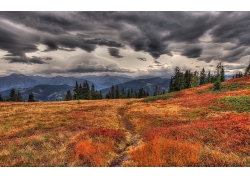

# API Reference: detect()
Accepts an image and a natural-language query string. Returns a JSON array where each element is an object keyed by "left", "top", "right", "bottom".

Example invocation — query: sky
[{"left": 0, "top": 11, "right": 250, "bottom": 78}]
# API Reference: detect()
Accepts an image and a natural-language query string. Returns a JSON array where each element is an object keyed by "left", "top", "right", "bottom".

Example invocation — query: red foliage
[
  {"left": 85, "top": 128, "right": 126, "bottom": 142},
  {"left": 143, "top": 113, "right": 250, "bottom": 155}
]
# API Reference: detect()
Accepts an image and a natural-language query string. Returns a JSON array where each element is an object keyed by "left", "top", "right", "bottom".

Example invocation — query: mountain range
[{"left": 0, "top": 74, "right": 170, "bottom": 101}]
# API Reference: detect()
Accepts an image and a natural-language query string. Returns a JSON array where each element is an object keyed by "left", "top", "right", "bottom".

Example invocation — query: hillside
[
  {"left": 0, "top": 84, "right": 73, "bottom": 102},
  {"left": 0, "top": 76, "right": 249, "bottom": 167},
  {"left": 0, "top": 74, "right": 96, "bottom": 92},
  {"left": 101, "top": 77, "right": 170, "bottom": 96}
]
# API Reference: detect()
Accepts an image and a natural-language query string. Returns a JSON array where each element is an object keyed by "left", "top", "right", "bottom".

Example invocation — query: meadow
[{"left": 0, "top": 76, "right": 250, "bottom": 167}]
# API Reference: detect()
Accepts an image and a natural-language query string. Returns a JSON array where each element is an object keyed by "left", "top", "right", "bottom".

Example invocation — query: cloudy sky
[{"left": 0, "top": 11, "right": 249, "bottom": 77}]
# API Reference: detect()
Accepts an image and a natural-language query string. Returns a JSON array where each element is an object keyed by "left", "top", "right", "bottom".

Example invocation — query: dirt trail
[{"left": 109, "top": 101, "right": 139, "bottom": 167}]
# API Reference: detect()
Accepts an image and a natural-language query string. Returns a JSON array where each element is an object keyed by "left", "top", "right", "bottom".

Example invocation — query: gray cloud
[
  {"left": 1, "top": 11, "right": 250, "bottom": 75},
  {"left": 3, "top": 56, "right": 47, "bottom": 64},
  {"left": 108, "top": 48, "right": 123, "bottom": 58},
  {"left": 137, "top": 57, "right": 147, "bottom": 61},
  {"left": 181, "top": 47, "right": 203, "bottom": 58}
]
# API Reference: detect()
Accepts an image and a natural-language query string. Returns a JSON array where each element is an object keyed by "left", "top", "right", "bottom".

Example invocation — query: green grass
[
  {"left": 221, "top": 82, "right": 248, "bottom": 92},
  {"left": 212, "top": 95, "right": 250, "bottom": 113}
]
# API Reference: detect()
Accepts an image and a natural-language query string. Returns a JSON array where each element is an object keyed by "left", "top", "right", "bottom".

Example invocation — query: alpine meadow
[{"left": 0, "top": 11, "right": 250, "bottom": 167}]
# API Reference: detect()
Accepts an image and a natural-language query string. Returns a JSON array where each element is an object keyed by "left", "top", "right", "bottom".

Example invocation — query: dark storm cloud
[
  {"left": 3, "top": 56, "right": 47, "bottom": 64},
  {"left": 108, "top": 48, "right": 123, "bottom": 58},
  {"left": 2, "top": 11, "right": 250, "bottom": 67},
  {"left": 181, "top": 47, "right": 203, "bottom": 58},
  {"left": 137, "top": 57, "right": 147, "bottom": 61},
  {"left": 0, "top": 20, "right": 39, "bottom": 57},
  {"left": 80, "top": 38, "right": 125, "bottom": 48}
]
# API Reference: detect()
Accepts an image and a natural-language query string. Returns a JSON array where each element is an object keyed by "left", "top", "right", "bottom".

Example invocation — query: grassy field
[{"left": 0, "top": 76, "right": 250, "bottom": 167}]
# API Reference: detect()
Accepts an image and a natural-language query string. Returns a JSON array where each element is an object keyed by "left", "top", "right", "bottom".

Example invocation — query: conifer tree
[
  {"left": 111, "top": 85, "right": 115, "bottom": 99},
  {"left": 64, "top": 90, "right": 73, "bottom": 101},
  {"left": 17, "top": 91, "right": 23, "bottom": 102},
  {"left": 244, "top": 62, "right": 250, "bottom": 76},
  {"left": 99, "top": 90, "right": 103, "bottom": 99},
  {"left": 28, "top": 93, "right": 35, "bottom": 102},
  {"left": 8, "top": 88, "right": 17, "bottom": 101},
  {"left": 73, "top": 81, "right": 79, "bottom": 100},
  {"left": 220, "top": 65, "right": 225, "bottom": 82},
  {"left": 200, "top": 68, "right": 206, "bottom": 85},
  {"left": 207, "top": 71, "right": 211, "bottom": 84},
  {"left": 127, "top": 89, "right": 131, "bottom": 98},
  {"left": 213, "top": 75, "right": 221, "bottom": 91},
  {"left": 115, "top": 86, "right": 120, "bottom": 99},
  {"left": 0, "top": 94, "right": 4, "bottom": 101}
]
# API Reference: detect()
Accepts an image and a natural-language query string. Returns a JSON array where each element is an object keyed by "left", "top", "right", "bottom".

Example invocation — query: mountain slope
[
  {"left": 0, "top": 84, "right": 73, "bottom": 101},
  {"left": 101, "top": 77, "right": 170, "bottom": 95}
]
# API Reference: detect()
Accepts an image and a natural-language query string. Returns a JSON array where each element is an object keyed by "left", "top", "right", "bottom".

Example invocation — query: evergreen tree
[
  {"left": 91, "top": 84, "right": 96, "bottom": 100},
  {"left": 28, "top": 93, "right": 35, "bottom": 102},
  {"left": 220, "top": 65, "right": 225, "bottom": 82},
  {"left": 213, "top": 75, "right": 221, "bottom": 91},
  {"left": 64, "top": 90, "right": 73, "bottom": 101},
  {"left": 207, "top": 71, "right": 211, "bottom": 84},
  {"left": 190, "top": 71, "right": 199, "bottom": 88},
  {"left": 127, "top": 89, "right": 131, "bottom": 98},
  {"left": 73, "top": 81, "right": 79, "bottom": 100},
  {"left": 199, "top": 68, "right": 206, "bottom": 85},
  {"left": 184, "top": 70, "right": 192, "bottom": 89},
  {"left": 154, "top": 85, "right": 160, "bottom": 96},
  {"left": 99, "top": 90, "right": 103, "bottom": 99},
  {"left": 17, "top": 91, "right": 23, "bottom": 102},
  {"left": 115, "top": 86, "right": 120, "bottom": 99},
  {"left": 168, "top": 77, "right": 174, "bottom": 92},
  {"left": 0, "top": 94, "right": 4, "bottom": 101},
  {"left": 111, "top": 85, "right": 115, "bottom": 99},
  {"left": 244, "top": 62, "right": 250, "bottom": 76},
  {"left": 8, "top": 88, "right": 17, "bottom": 101}
]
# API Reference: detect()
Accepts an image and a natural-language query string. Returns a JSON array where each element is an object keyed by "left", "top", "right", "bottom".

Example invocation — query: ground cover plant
[{"left": 0, "top": 76, "right": 250, "bottom": 167}]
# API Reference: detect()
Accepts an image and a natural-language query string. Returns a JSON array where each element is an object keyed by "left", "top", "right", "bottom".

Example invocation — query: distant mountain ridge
[
  {"left": 100, "top": 77, "right": 170, "bottom": 96},
  {"left": 0, "top": 84, "right": 74, "bottom": 102},
  {"left": 0, "top": 74, "right": 96, "bottom": 92},
  {"left": 0, "top": 74, "right": 170, "bottom": 101}
]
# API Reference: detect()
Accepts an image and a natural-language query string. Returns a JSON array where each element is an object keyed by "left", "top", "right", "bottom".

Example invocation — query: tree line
[
  {"left": 168, "top": 62, "right": 225, "bottom": 92},
  {"left": 65, "top": 81, "right": 103, "bottom": 101},
  {"left": 0, "top": 88, "right": 35, "bottom": 102},
  {"left": 105, "top": 85, "right": 150, "bottom": 99}
]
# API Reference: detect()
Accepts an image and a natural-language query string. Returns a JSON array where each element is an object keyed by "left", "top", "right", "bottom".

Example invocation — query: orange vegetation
[{"left": 0, "top": 76, "right": 250, "bottom": 166}]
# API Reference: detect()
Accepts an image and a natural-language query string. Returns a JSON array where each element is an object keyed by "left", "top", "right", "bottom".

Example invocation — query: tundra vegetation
[{"left": 0, "top": 74, "right": 250, "bottom": 167}]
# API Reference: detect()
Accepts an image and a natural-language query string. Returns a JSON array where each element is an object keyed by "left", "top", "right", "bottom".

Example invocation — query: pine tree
[
  {"left": 64, "top": 90, "right": 73, "bottom": 101},
  {"left": 184, "top": 70, "right": 192, "bottom": 89},
  {"left": 111, "top": 85, "right": 115, "bottom": 99},
  {"left": 28, "top": 93, "right": 35, "bottom": 102},
  {"left": 220, "top": 65, "right": 225, "bottom": 82},
  {"left": 244, "top": 62, "right": 250, "bottom": 76},
  {"left": 154, "top": 86, "right": 160, "bottom": 96},
  {"left": 199, "top": 68, "right": 206, "bottom": 85},
  {"left": 127, "top": 89, "right": 131, "bottom": 98},
  {"left": 0, "top": 94, "right": 4, "bottom": 101},
  {"left": 213, "top": 75, "right": 221, "bottom": 91},
  {"left": 115, "top": 86, "right": 120, "bottom": 99},
  {"left": 73, "top": 81, "right": 79, "bottom": 100},
  {"left": 99, "top": 90, "right": 103, "bottom": 99},
  {"left": 207, "top": 71, "right": 211, "bottom": 84},
  {"left": 8, "top": 88, "right": 17, "bottom": 101},
  {"left": 91, "top": 84, "right": 96, "bottom": 100},
  {"left": 190, "top": 71, "right": 199, "bottom": 88},
  {"left": 168, "top": 77, "right": 174, "bottom": 92},
  {"left": 17, "top": 91, "right": 23, "bottom": 102}
]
